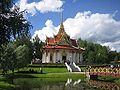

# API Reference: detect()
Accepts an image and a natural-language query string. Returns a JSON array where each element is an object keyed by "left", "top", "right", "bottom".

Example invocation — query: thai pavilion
[{"left": 42, "top": 19, "right": 85, "bottom": 63}]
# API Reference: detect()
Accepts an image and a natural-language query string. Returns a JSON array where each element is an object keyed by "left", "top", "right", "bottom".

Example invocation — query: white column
[
  {"left": 59, "top": 51, "right": 62, "bottom": 63},
  {"left": 76, "top": 53, "right": 78, "bottom": 63},
  {"left": 53, "top": 52, "right": 56, "bottom": 63},
  {"left": 46, "top": 52, "right": 50, "bottom": 63},
  {"left": 57, "top": 52, "right": 61, "bottom": 63},
  {"left": 71, "top": 53, "right": 72, "bottom": 62},
  {"left": 80, "top": 53, "right": 83, "bottom": 63},
  {"left": 75, "top": 52, "right": 77, "bottom": 63},
  {"left": 56, "top": 51, "right": 58, "bottom": 63},
  {"left": 42, "top": 52, "right": 46, "bottom": 63},
  {"left": 69, "top": 52, "right": 72, "bottom": 62},
  {"left": 72, "top": 52, "right": 75, "bottom": 63},
  {"left": 66, "top": 51, "right": 70, "bottom": 61},
  {"left": 76, "top": 53, "right": 79, "bottom": 63}
]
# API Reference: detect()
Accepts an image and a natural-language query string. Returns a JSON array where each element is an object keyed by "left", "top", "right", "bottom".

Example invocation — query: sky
[{"left": 15, "top": 0, "right": 120, "bottom": 52}]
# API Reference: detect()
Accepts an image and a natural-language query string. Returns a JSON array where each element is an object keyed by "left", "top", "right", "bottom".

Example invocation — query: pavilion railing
[{"left": 87, "top": 67, "right": 120, "bottom": 77}]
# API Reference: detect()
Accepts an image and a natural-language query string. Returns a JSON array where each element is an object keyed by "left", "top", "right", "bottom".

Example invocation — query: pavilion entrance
[{"left": 62, "top": 56, "right": 66, "bottom": 63}]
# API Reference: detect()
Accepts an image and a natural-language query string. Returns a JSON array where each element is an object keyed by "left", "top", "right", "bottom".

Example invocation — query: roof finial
[
  {"left": 60, "top": 11, "right": 63, "bottom": 23},
  {"left": 60, "top": 11, "right": 64, "bottom": 29}
]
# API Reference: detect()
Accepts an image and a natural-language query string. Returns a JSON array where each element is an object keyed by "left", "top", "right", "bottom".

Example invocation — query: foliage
[
  {"left": 0, "top": 0, "right": 32, "bottom": 74},
  {"left": 15, "top": 45, "right": 30, "bottom": 69},
  {"left": 77, "top": 38, "right": 115, "bottom": 64},
  {"left": 29, "top": 63, "right": 66, "bottom": 68},
  {"left": 17, "top": 67, "right": 67, "bottom": 73},
  {"left": 0, "top": 0, "right": 31, "bottom": 46},
  {"left": 14, "top": 34, "right": 33, "bottom": 63},
  {"left": 32, "top": 35, "right": 44, "bottom": 60},
  {"left": 0, "top": 43, "right": 31, "bottom": 75},
  {"left": 0, "top": 43, "right": 17, "bottom": 74}
]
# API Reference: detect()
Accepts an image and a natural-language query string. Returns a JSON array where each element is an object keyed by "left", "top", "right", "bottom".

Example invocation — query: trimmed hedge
[
  {"left": 28, "top": 63, "right": 66, "bottom": 68},
  {"left": 28, "top": 63, "right": 107, "bottom": 68}
]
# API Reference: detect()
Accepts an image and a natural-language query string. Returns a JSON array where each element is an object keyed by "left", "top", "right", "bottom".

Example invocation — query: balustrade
[{"left": 88, "top": 67, "right": 120, "bottom": 77}]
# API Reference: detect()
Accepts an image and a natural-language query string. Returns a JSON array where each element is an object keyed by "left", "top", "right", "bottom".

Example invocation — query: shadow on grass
[{"left": 5, "top": 73, "right": 38, "bottom": 80}]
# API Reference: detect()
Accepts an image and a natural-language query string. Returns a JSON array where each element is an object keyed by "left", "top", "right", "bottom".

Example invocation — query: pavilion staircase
[{"left": 65, "top": 62, "right": 81, "bottom": 72}]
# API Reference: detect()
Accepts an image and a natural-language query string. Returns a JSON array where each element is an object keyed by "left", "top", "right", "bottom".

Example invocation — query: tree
[
  {"left": 0, "top": 43, "right": 16, "bottom": 74},
  {"left": 77, "top": 38, "right": 110, "bottom": 64},
  {"left": 15, "top": 45, "right": 30, "bottom": 69},
  {"left": 32, "top": 35, "right": 44, "bottom": 61},
  {"left": 14, "top": 34, "right": 33, "bottom": 62},
  {"left": 0, "top": 0, "right": 32, "bottom": 46},
  {"left": 0, "top": 0, "right": 32, "bottom": 74},
  {"left": 0, "top": 43, "right": 30, "bottom": 75}
]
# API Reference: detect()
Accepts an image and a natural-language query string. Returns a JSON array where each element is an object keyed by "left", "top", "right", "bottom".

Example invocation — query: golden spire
[{"left": 60, "top": 11, "right": 64, "bottom": 29}]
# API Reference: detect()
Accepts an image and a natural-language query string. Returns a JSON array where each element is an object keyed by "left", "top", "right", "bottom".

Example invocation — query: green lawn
[
  {"left": 31, "top": 72, "right": 86, "bottom": 79},
  {"left": 0, "top": 67, "right": 86, "bottom": 90},
  {"left": 41, "top": 67, "right": 67, "bottom": 73},
  {"left": 19, "top": 67, "right": 68, "bottom": 73}
]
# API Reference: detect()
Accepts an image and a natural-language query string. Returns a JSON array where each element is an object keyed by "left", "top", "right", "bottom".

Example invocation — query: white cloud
[
  {"left": 32, "top": 11, "right": 120, "bottom": 52},
  {"left": 32, "top": 19, "right": 57, "bottom": 41},
  {"left": 17, "top": 0, "right": 63, "bottom": 15}
]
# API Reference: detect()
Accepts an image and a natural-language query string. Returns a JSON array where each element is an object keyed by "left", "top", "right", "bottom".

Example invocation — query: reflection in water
[
  {"left": 73, "top": 79, "right": 81, "bottom": 86},
  {"left": 13, "top": 78, "right": 102, "bottom": 90},
  {"left": 88, "top": 80, "right": 120, "bottom": 90},
  {"left": 65, "top": 78, "right": 72, "bottom": 86},
  {"left": 13, "top": 77, "right": 120, "bottom": 90},
  {"left": 63, "top": 78, "right": 101, "bottom": 90},
  {"left": 65, "top": 78, "right": 81, "bottom": 86}
]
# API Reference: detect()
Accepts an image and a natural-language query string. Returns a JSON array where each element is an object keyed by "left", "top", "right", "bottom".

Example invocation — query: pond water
[{"left": 10, "top": 77, "right": 120, "bottom": 90}]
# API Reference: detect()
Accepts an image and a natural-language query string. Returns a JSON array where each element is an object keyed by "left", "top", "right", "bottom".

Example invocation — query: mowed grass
[
  {"left": 31, "top": 73, "right": 86, "bottom": 79},
  {"left": 43, "top": 67, "right": 67, "bottom": 73},
  {"left": 18, "top": 67, "right": 86, "bottom": 78},
  {"left": 19, "top": 67, "right": 68, "bottom": 73}
]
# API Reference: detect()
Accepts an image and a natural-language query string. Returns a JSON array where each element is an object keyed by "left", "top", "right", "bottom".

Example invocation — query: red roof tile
[
  {"left": 43, "top": 45, "right": 85, "bottom": 51},
  {"left": 47, "top": 37, "right": 78, "bottom": 47},
  {"left": 47, "top": 38, "right": 55, "bottom": 45}
]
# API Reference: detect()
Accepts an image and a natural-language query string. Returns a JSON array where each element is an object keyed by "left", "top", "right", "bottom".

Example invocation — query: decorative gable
[{"left": 57, "top": 35, "right": 70, "bottom": 45}]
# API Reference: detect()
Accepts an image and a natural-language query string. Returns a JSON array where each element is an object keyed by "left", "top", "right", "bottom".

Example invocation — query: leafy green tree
[
  {"left": 33, "top": 35, "right": 44, "bottom": 60},
  {"left": 15, "top": 45, "right": 29, "bottom": 69},
  {"left": 0, "top": 0, "right": 32, "bottom": 46},
  {"left": 78, "top": 38, "right": 110, "bottom": 64},
  {"left": 0, "top": 43, "right": 30, "bottom": 74},
  {"left": 14, "top": 34, "right": 33, "bottom": 63},
  {"left": 0, "top": 43, "right": 16, "bottom": 74}
]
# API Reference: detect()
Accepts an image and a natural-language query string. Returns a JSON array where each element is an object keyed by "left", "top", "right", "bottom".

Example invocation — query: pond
[{"left": 9, "top": 77, "right": 120, "bottom": 90}]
